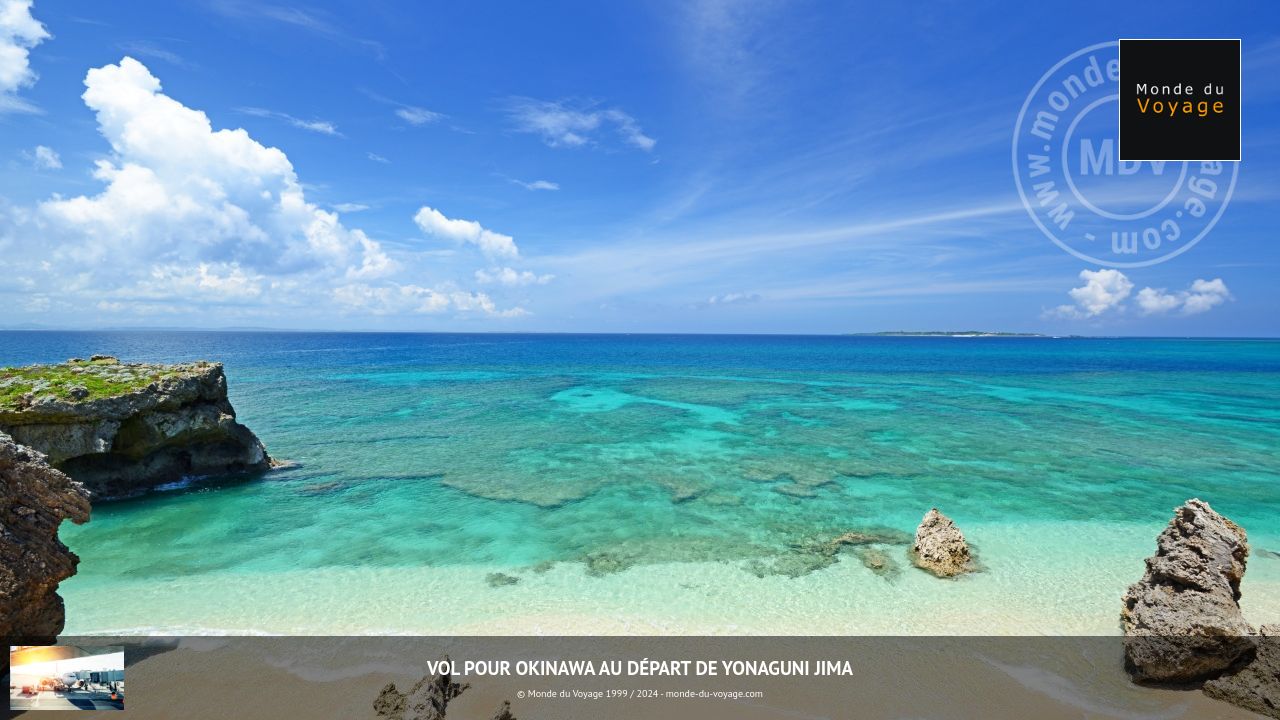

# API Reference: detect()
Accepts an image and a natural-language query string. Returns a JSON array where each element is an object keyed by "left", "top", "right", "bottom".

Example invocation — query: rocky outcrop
[
  {"left": 0, "top": 358, "right": 272, "bottom": 498},
  {"left": 372, "top": 662, "right": 522, "bottom": 720},
  {"left": 1204, "top": 625, "right": 1280, "bottom": 719},
  {"left": 1, "top": 432, "right": 91, "bottom": 638},
  {"left": 374, "top": 659, "right": 469, "bottom": 720},
  {"left": 910, "top": 508, "right": 973, "bottom": 577},
  {"left": 1121, "top": 499, "right": 1256, "bottom": 683}
]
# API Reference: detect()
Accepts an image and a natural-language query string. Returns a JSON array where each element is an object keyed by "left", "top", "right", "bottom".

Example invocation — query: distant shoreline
[{"left": 854, "top": 331, "right": 1055, "bottom": 338}]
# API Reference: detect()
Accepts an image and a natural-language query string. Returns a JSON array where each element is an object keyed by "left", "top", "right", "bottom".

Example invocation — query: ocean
[{"left": 3, "top": 331, "right": 1278, "bottom": 635}]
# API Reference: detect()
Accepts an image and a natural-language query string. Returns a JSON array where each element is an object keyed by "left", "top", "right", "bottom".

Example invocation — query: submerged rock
[
  {"left": 910, "top": 508, "right": 973, "bottom": 577},
  {"left": 829, "top": 527, "right": 914, "bottom": 548},
  {"left": 486, "top": 572, "right": 520, "bottom": 587},
  {"left": 0, "top": 359, "right": 272, "bottom": 498},
  {"left": 1203, "top": 625, "right": 1280, "bottom": 719},
  {"left": 746, "top": 550, "right": 839, "bottom": 579},
  {"left": 583, "top": 550, "right": 636, "bottom": 577},
  {"left": 746, "top": 528, "right": 911, "bottom": 580},
  {"left": 0, "top": 432, "right": 91, "bottom": 638},
  {"left": 851, "top": 546, "right": 900, "bottom": 578},
  {"left": 1121, "top": 498, "right": 1256, "bottom": 684}
]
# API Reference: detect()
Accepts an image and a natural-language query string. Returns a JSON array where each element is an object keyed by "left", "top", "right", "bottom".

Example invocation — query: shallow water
[{"left": 3, "top": 332, "right": 1278, "bottom": 634}]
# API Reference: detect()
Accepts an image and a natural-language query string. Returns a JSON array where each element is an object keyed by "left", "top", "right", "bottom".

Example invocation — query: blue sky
[{"left": 1, "top": 0, "right": 1278, "bottom": 335}]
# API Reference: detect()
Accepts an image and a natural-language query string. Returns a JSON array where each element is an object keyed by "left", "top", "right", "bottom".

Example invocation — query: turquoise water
[{"left": 3, "top": 332, "right": 1279, "bottom": 634}]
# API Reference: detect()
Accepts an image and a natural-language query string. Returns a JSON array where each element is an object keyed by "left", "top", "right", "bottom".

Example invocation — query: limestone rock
[
  {"left": 1121, "top": 498, "right": 1256, "bottom": 683},
  {"left": 1203, "top": 624, "right": 1280, "bottom": 719},
  {"left": 374, "top": 683, "right": 407, "bottom": 719},
  {"left": 0, "top": 360, "right": 272, "bottom": 498},
  {"left": 910, "top": 508, "right": 972, "bottom": 577},
  {"left": 0, "top": 432, "right": 91, "bottom": 638},
  {"left": 374, "top": 658, "right": 469, "bottom": 720}
]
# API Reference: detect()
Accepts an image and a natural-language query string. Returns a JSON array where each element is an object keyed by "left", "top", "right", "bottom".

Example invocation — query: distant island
[{"left": 857, "top": 331, "right": 1052, "bottom": 338}]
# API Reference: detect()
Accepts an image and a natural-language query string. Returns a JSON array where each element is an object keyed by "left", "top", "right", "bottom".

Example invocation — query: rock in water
[
  {"left": 490, "top": 701, "right": 517, "bottom": 720},
  {"left": 0, "top": 360, "right": 272, "bottom": 498},
  {"left": 1203, "top": 625, "right": 1280, "bottom": 719},
  {"left": 1122, "top": 498, "right": 1256, "bottom": 683},
  {"left": 0, "top": 432, "right": 91, "bottom": 638},
  {"left": 910, "top": 508, "right": 972, "bottom": 577}
]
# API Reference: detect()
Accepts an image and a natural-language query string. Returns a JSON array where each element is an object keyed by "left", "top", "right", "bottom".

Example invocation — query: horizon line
[{"left": 2, "top": 327, "right": 1279, "bottom": 341}]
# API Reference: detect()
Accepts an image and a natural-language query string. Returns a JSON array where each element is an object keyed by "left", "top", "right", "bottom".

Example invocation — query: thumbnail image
[{"left": 8, "top": 645, "right": 124, "bottom": 712}]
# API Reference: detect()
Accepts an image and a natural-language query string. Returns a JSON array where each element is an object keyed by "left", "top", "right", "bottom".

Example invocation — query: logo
[
  {"left": 1119, "top": 39, "right": 1240, "bottom": 161},
  {"left": 1013, "top": 42, "right": 1237, "bottom": 268}
]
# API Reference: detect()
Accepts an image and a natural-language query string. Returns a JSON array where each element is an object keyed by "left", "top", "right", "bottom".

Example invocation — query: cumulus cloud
[
  {"left": 1051, "top": 269, "right": 1133, "bottom": 319},
  {"left": 1050, "top": 270, "right": 1232, "bottom": 320},
  {"left": 0, "top": 0, "right": 49, "bottom": 112},
  {"left": 1136, "top": 278, "right": 1231, "bottom": 315},
  {"left": 506, "top": 98, "right": 655, "bottom": 151},
  {"left": 414, "top": 206, "right": 519, "bottom": 261},
  {"left": 239, "top": 106, "right": 341, "bottom": 136},
  {"left": 33, "top": 58, "right": 388, "bottom": 284},
  {"left": 23, "top": 143, "right": 59, "bottom": 169},
  {"left": 475, "top": 266, "right": 553, "bottom": 286},
  {"left": 395, "top": 106, "right": 442, "bottom": 125},
  {"left": 0, "top": 56, "right": 532, "bottom": 324}
]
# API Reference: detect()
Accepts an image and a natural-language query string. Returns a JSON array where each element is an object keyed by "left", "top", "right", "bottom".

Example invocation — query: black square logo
[{"left": 1119, "top": 39, "right": 1240, "bottom": 161}]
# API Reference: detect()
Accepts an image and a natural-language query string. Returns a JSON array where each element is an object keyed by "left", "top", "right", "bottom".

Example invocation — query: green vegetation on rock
[{"left": 0, "top": 357, "right": 186, "bottom": 412}]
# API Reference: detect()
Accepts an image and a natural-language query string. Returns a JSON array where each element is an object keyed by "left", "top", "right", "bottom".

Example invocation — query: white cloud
[
  {"left": 513, "top": 178, "right": 560, "bottom": 191},
  {"left": 138, "top": 262, "right": 265, "bottom": 301},
  {"left": 1137, "top": 278, "right": 1231, "bottom": 315},
  {"left": 707, "top": 291, "right": 760, "bottom": 305},
  {"left": 0, "top": 56, "right": 531, "bottom": 325},
  {"left": 1051, "top": 270, "right": 1231, "bottom": 320},
  {"left": 333, "top": 282, "right": 527, "bottom": 318},
  {"left": 1051, "top": 268, "right": 1133, "bottom": 319},
  {"left": 33, "top": 58, "right": 388, "bottom": 284},
  {"left": 414, "top": 205, "right": 519, "bottom": 261},
  {"left": 23, "top": 143, "right": 59, "bottom": 169},
  {"left": 395, "top": 106, "right": 442, "bottom": 125},
  {"left": 507, "top": 98, "right": 655, "bottom": 151},
  {"left": 475, "top": 266, "right": 553, "bottom": 286},
  {"left": 1183, "top": 279, "right": 1231, "bottom": 314},
  {"left": 332, "top": 202, "right": 369, "bottom": 213},
  {"left": 1134, "top": 287, "right": 1181, "bottom": 315},
  {"left": 0, "top": 0, "right": 49, "bottom": 112},
  {"left": 367, "top": 152, "right": 390, "bottom": 164},
  {"left": 239, "top": 106, "right": 341, "bottom": 136}
]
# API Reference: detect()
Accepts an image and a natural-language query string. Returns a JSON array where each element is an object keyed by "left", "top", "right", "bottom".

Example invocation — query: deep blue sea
[{"left": 3, "top": 331, "right": 1279, "bottom": 634}]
